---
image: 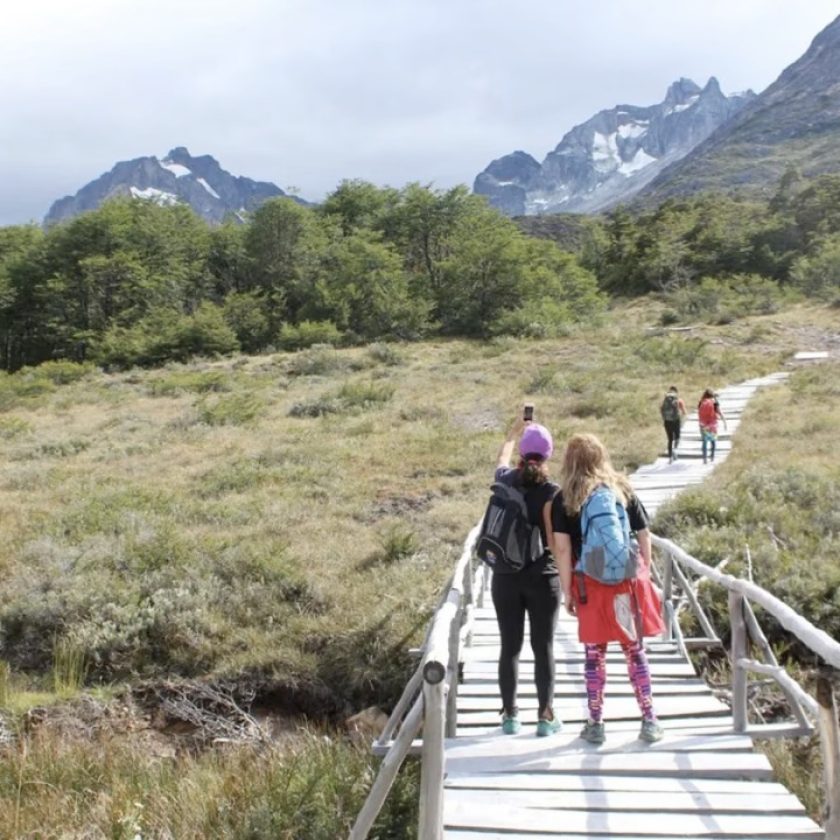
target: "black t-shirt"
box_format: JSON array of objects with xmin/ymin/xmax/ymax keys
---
[
  {"xmin": 494, "ymin": 467, "xmax": 558, "ymax": 570},
  {"xmin": 551, "ymin": 489, "xmax": 650, "ymax": 561}
]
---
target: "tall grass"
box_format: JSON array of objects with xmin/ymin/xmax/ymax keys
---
[
  {"xmin": 0, "ymin": 728, "xmax": 418, "ymax": 838},
  {"xmin": 0, "ymin": 301, "xmax": 834, "ymax": 834}
]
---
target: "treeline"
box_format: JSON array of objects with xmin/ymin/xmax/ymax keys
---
[
  {"xmin": 0, "ymin": 183, "xmax": 602, "ymax": 371},
  {"xmin": 3, "ymin": 170, "xmax": 839, "ymax": 372},
  {"xmin": 540, "ymin": 169, "xmax": 840, "ymax": 322}
]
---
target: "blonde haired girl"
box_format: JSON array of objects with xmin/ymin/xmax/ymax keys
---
[{"xmin": 552, "ymin": 433, "xmax": 664, "ymax": 744}]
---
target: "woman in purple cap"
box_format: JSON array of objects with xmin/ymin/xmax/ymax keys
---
[{"xmin": 490, "ymin": 413, "xmax": 562, "ymax": 737}]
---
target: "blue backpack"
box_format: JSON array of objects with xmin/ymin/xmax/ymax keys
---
[{"xmin": 577, "ymin": 485, "xmax": 639, "ymax": 584}]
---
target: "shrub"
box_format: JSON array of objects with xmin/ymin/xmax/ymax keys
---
[
  {"xmin": 94, "ymin": 305, "xmax": 239, "ymax": 369},
  {"xmin": 148, "ymin": 370, "xmax": 233, "ymax": 396},
  {"xmin": 493, "ymin": 297, "xmax": 576, "ymax": 338},
  {"xmin": 286, "ymin": 344, "xmax": 346, "ymax": 377},
  {"xmin": 278, "ymin": 320, "xmax": 342, "ymax": 351},
  {"xmin": 376, "ymin": 525, "xmax": 420, "ymax": 565},
  {"xmin": 0, "ymin": 417, "xmax": 31, "ymax": 439},
  {"xmin": 196, "ymin": 393, "xmax": 264, "ymax": 426},
  {"xmin": 367, "ymin": 342, "xmax": 404, "ymax": 367},
  {"xmin": 633, "ymin": 334, "xmax": 709, "ymax": 368},
  {"xmin": 336, "ymin": 380, "xmax": 394, "ymax": 410},
  {"xmin": 665, "ymin": 274, "xmax": 792, "ymax": 324},
  {"xmin": 222, "ymin": 290, "xmax": 272, "ymax": 352}
]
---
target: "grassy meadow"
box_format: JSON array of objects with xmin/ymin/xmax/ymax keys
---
[{"xmin": 0, "ymin": 300, "xmax": 837, "ymax": 836}]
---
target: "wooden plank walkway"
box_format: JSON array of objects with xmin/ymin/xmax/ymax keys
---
[{"xmin": 442, "ymin": 372, "xmax": 824, "ymax": 837}]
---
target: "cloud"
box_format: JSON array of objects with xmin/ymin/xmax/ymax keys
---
[{"xmin": 1, "ymin": 0, "xmax": 838, "ymax": 224}]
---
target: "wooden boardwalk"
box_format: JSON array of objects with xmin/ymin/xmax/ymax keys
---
[{"xmin": 441, "ymin": 372, "xmax": 824, "ymax": 838}]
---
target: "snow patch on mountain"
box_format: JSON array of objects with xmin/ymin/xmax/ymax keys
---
[
  {"xmin": 130, "ymin": 186, "xmax": 180, "ymax": 205},
  {"xmin": 197, "ymin": 177, "xmax": 220, "ymax": 199},
  {"xmin": 159, "ymin": 160, "xmax": 191, "ymax": 178}
]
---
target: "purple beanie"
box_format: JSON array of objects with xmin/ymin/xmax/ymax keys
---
[{"xmin": 519, "ymin": 423, "xmax": 553, "ymax": 460}]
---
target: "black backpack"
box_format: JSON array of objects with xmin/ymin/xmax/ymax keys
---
[
  {"xmin": 660, "ymin": 393, "xmax": 680, "ymax": 422},
  {"xmin": 475, "ymin": 481, "xmax": 543, "ymax": 572}
]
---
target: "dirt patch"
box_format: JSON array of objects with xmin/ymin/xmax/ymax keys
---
[
  {"xmin": 6, "ymin": 675, "xmax": 356, "ymax": 757},
  {"xmin": 358, "ymin": 490, "xmax": 438, "ymax": 522}
]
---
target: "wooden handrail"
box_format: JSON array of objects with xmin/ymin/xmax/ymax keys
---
[
  {"xmin": 350, "ymin": 523, "xmax": 481, "ymax": 840},
  {"xmin": 653, "ymin": 532, "xmax": 840, "ymax": 832},
  {"xmin": 652, "ymin": 534, "xmax": 840, "ymax": 669}
]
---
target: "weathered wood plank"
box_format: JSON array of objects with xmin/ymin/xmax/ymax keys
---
[
  {"xmin": 457, "ymin": 679, "xmax": 711, "ymax": 696},
  {"xmin": 443, "ymin": 730, "xmax": 754, "ymax": 759},
  {"xmin": 443, "ymin": 802, "xmax": 821, "ymax": 836},
  {"xmin": 444, "ymin": 774, "xmax": 791, "ymax": 796},
  {"xmin": 444, "ymin": 748, "xmax": 772, "ymax": 779},
  {"xmin": 454, "ymin": 690, "xmax": 721, "ymax": 711},
  {"xmin": 455, "ymin": 716, "xmax": 741, "ymax": 738},
  {"xmin": 444, "ymin": 787, "xmax": 810, "ymax": 815},
  {"xmin": 456, "ymin": 693, "xmax": 730, "ymax": 724}
]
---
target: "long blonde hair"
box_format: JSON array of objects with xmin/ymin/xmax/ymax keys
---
[{"xmin": 561, "ymin": 433, "xmax": 633, "ymax": 515}]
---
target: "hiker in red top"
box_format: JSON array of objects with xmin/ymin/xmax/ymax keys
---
[{"xmin": 698, "ymin": 388, "xmax": 727, "ymax": 464}]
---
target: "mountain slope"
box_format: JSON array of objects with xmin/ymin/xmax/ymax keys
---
[
  {"xmin": 45, "ymin": 147, "xmax": 305, "ymax": 226},
  {"xmin": 638, "ymin": 14, "xmax": 840, "ymax": 203},
  {"xmin": 474, "ymin": 78, "xmax": 753, "ymax": 216}
]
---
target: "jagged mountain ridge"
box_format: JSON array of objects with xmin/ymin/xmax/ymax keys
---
[
  {"xmin": 637, "ymin": 14, "xmax": 840, "ymax": 204},
  {"xmin": 474, "ymin": 78, "xmax": 754, "ymax": 216},
  {"xmin": 45, "ymin": 147, "xmax": 305, "ymax": 226}
]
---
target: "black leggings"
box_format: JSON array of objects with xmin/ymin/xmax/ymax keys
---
[
  {"xmin": 491, "ymin": 562, "xmax": 561, "ymax": 715},
  {"xmin": 664, "ymin": 420, "xmax": 681, "ymax": 458}
]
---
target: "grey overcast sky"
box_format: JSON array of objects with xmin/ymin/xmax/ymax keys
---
[{"xmin": 2, "ymin": 0, "xmax": 839, "ymax": 225}]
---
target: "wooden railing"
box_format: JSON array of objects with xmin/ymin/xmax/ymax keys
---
[
  {"xmin": 653, "ymin": 533, "xmax": 840, "ymax": 837},
  {"xmin": 350, "ymin": 529, "xmax": 840, "ymax": 839},
  {"xmin": 348, "ymin": 524, "xmax": 481, "ymax": 840}
]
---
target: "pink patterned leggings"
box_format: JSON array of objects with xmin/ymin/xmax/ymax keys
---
[{"xmin": 584, "ymin": 640, "xmax": 656, "ymax": 723}]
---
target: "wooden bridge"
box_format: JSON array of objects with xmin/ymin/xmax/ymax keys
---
[{"xmin": 351, "ymin": 369, "xmax": 839, "ymax": 839}]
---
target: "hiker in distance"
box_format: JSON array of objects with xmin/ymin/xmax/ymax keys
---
[
  {"xmin": 552, "ymin": 433, "xmax": 665, "ymax": 744},
  {"xmin": 698, "ymin": 388, "xmax": 727, "ymax": 464},
  {"xmin": 475, "ymin": 411, "xmax": 563, "ymax": 737},
  {"xmin": 660, "ymin": 385, "xmax": 687, "ymax": 463}
]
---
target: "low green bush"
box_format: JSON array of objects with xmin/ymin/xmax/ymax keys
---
[
  {"xmin": 286, "ymin": 344, "xmax": 346, "ymax": 377},
  {"xmin": 278, "ymin": 320, "xmax": 343, "ymax": 351},
  {"xmin": 148, "ymin": 370, "xmax": 233, "ymax": 396},
  {"xmin": 196, "ymin": 392, "xmax": 264, "ymax": 426}
]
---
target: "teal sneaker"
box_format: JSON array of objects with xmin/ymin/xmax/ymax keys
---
[
  {"xmin": 501, "ymin": 713, "xmax": 521, "ymax": 735},
  {"xmin": 580, "ymin": 719, "xmax": 605, "ymax": 744},
  {"xmin": 536, "ymin": 715, "xmax": 563, "ymax": 737},
  {"xmin": 640, "ymin": 718, "xmax": 664, "ymax": 743}
]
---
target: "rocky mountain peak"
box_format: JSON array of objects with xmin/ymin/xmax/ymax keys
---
[
  {"xmin": 474, "ymin": 77, "xmax": 754, "ymax": 216},
  {"xmin": 45, "ymin": 148, "xmax": 305, "ymax": 226},
  {"xmin": 637, "ymin": 13, "xmax": 840, "ymax": 205},
  {"xmin": 664, "ymin": 77, "xmax": 702, "ymax": 106}
]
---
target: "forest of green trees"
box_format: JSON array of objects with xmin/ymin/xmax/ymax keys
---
[{"xmin": 0, "ymin": 170, "xmax": 838, "ymax": 372}]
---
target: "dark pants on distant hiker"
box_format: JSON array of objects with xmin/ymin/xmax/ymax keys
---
[
  {"xmin": 664, "ymin": 420, "xmax": 681, "ymax": 459},
  {"xmin": 491, "ymin": 560, "xmax": 561, "ymax": 716}
]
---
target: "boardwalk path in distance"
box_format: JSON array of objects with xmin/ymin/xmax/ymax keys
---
[{"xmin": 442, "ymin": 371, "xmax": 824, "ymax": 838}]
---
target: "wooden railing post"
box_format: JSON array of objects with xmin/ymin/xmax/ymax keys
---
[
  {"xmin": 418, "ymin": 673, "xmax": 446, "ymax": 839},
  {"xmin": 729, "ymin": 590, "xmax": 748, "ymax": 732},
  {"xmin": 445, "ymin": 599, "xmax": 461, "ymax": 739},
  {"xmin": 661, "ymin": 551, "xmax": 673, "ymax": 641},
  {"xmin": 817, "ymin": 671, "xmax": 840, "ymax": 839},
  {"xmin": 349, "ymin": 695, "xmax": 424, "ymax": 840}
]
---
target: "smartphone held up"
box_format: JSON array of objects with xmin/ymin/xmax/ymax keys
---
[{"xmin": 523, "ymin": 403, "xmax": 534, "ymax": 422}]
